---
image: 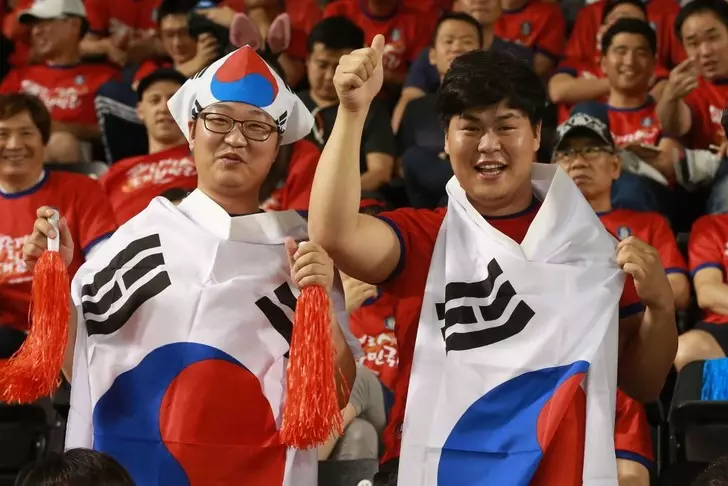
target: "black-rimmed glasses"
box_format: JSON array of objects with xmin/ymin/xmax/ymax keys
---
[
  {"xmin": 199, "ymin": 113, "xmax": 279, "ymax": 142},
  {"xmin": 552, "ymin": 146, "xmax": 615, "ymax": 164}
]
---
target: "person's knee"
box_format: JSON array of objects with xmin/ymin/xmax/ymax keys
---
[
  {"xmin": 331, "ymin": 418, "xmax": 378, "ymax": 461},
  {"xmin": 675, "ymin": 331, "xmax": 724, "ymax": 371},
  {"xmin": 45, "ymin": 131, "xmax": 81, "ymax": 163}
]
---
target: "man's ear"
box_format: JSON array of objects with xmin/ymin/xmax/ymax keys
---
[
  {"xmin": 533, "ymin": 121, "xmax": 542, "ymax": 154},
  {"xmin": 188, "ymin": 120, "xmax": 196, "ymax": 149},
  {"xmin": 428, "ymin": 47, "xmax": 437, "ymax": 66}
]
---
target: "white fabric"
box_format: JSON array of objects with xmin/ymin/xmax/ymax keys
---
[
  {"xmin": 398, "ymin": 164, "xmax": 624, "ymax": 485},
  {"xmin": 19, "ymin": 0, "xmax": 86, "ymax": 21},
  {"xmin": 66, "ymin": 189, "xmax": 357, "ymax": 486},
  {"xmin": 168, "ymin": 46, "xmax": 313, "ymax": 145}
]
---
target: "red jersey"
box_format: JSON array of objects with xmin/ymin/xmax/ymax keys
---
[
  {"xmin": 0, "ymin": 171, "xmax": 117, "ymax": 331},
  {"xmin": 323, "ymin": 0, "xmax": 434, "ymax": 75},
  {"xmin": 261, "ymin": 139, "xmax": 321, "ymax": 212},
  {"xmin": 132, "ymin": 59, "xmax": 173, "ymax": 85},
  {"xmin": 565, "ymin": 0, "xmax": 684, "ymax": 69},
  {"xmin": 495, "ymin": 0, "xmax": 566, "ymax": 61},
  {"xmin": 0, "ymin": 63, "xmax": 119, "ymax": 126},
  {"xmin": 688, "ymin": 214, "xmax": 728, "ymax": 325},
  {"xmin": 599, "ymin": 208, "xmax": 687, "ymax": 275},
  {"xmin": 99, "ymin": 145, "xmax": 197, "ymax": 225},
  {"xmin": 349, "ymin": 290, "xmax": 399, "ymax": 391},
  {"xmin": 284, "ymin": 0, "xmax": 322, "ymax": 35},
  {"xmin": 683, "ymin": 78, "xmax": 728, "ymax": 150},
  {"xmin": 376, "ymin": 202, "xmax": 644, "ymax": 477},
  {"xmin": 85, "ymin": 0, "xmax": 159, "ymax": 43},
  {"xmin": 614, "ymin": 389, "xmax": 654, "ymax": 467},
  {"xmin": 606, "ymin": 97, "xmax": 664, "ymax": 147},
  {"xmin": 2, "ymin": 0, "xmax": 32, "ymax": 68}
]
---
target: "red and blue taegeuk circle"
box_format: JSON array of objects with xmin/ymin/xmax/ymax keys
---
[{"xmin": 209, "ymin": 47, "xmax": 279, "ymax": 108}]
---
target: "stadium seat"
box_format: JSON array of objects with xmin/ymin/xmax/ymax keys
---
[
  {"xmin": 44, "ymin": 161, "xmax": 109, "ymax": 180},
  {"xmin": 318, "ymin": 459, "xmax": 378, "ymax": 486},
  {"xmin": 670, "ymin": 360, "xmax": 728, "ymax": 464}
]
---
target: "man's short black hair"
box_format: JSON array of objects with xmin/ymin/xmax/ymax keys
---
[
  {"xmin": 15, "ymin": 448, "xmax": 134, "ymax": 486},
  {"xmin": 136, "ymin": 68, "xmax": 187, "ymax": 101},
  {"xmin": 675, "ymin": 0, "xmax": 728, "ymax": 42},
  {"xmin": 306, "ymin": 16, "xmax": 365, "ymax": 54},
  {"xmin": 437, "ymin": 49, "xmax": 546, "ymax": 128},
  {"xmin": 156, "ymin": 0, "xmax": 196, "ymax": 24},
  {"xmin": 601, "ymin": 18, "xmax": 657, "ymax": 56},
  {"xmin": 692, "ymin": 456, "xmax": 728, "ymax": 485},
  {"xmin": 431, "ymin": 11, "xmax": 484, "ymax": 47},
  {"xmin": 601, "ymin": 0, "xmax": 647, "ymax": 24}
]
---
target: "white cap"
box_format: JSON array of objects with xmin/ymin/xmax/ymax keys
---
[
  {"xmin": 167, "ymin": 45, "xmax": 313, "ymax": 146},
  {"xmin": 19, "ymin": 0, "xmax": 86, "ymax": 23}
]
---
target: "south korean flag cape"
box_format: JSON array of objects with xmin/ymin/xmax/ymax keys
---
[
  {"xmin": 65, "ymin": 190, "xmax": 359, "ymax": 486},
  {"xmin": 399, "ymin": 163, "xmax": 624, "ymax": 486}
]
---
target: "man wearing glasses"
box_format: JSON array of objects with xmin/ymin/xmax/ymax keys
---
[
  {"xmin": 552, "ymin": 110, "xmax": 688, "ymax": 486},
  {"xmin": 553, "ymin": 110, "xmax": 690, "ymax": 312}
]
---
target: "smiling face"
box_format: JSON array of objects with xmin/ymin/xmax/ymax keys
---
[
  {"xmin": 429, "ymin": 18, "xmax": 481, "ymax": 78},
  {"xmin": 137, "ymin": 80, "xmax": 186, "ymax": 146},
  {"xmin": 601, "ymin": 31, "xmax": 655, "ymax": 94},
  {"xmin": 29, "ymin": 17, "xmax": 81, "ymax": 61},
  {"xmin": 444, "ymin": 103, "xmax": 540, "ymax": 215},
  {"xmin": 188, "ymin": 101, "xmax": 280, "ymax": 201},
  {"xmin": 0, "ymin": 110, "xmax": 45, "ymax": 188}
]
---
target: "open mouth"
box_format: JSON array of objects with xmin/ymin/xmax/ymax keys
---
[
  {"xmin": 474, "ymin": 162, "xmax": 507, "ymax": 178},
  {"xmin": 1, "ymin": 154, "xmax": 26, "ymax": 163}
]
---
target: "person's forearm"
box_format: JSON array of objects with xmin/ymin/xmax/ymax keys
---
[
  {"xmin": 54, "ymin": 121, "xmax": 100, "ymax": 141},
  {"xmin": 360, "ymin": 169, "xmax": 389, "ymax": 191},
  {"xmin": 62, "ymin": 299, "xmax": 77, "ymax": 381},
  {"xmin": 656, "ymin": 95, "xmax": 688, "ymax": 137},
  {"xmin": 80, "ymin": 36, "xmax": 109, "ymax": 58},
  {"xmin": 697, "ymin": 281, "xmax": 728, "ymax": 316},
  {"xmin": 620, "ymin": 304, "xmax": 677, "ymax": 402},
  {"xmin": 330, "ymin": 303, "xmax": 356, "ymax": 409},
  {"xmin": 308, "ymin": 108, "xmax": 368, "ymax": 250},
  {"xmin": 548, "ymin": 75, "xmax": 610, "ymax": 104}
]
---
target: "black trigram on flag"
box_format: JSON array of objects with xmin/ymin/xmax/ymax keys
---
[
  {"xmin": 435, "ymin": 258, "xmax": 535, "ymax": 353},
  {"xmin": 81, "ymin": 234, "xmax": 171, "ymax": 337},
  {"xmin": 255, "ymin": 283, "xmax": 297, "ymax": 358}
]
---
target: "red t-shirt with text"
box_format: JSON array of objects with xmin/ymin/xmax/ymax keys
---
[
  {"xmin": 375, "ymin": 203, "xmax": 644, "ymax": 483},
  {"xmin": 0, "ymin": 63, "xmax": 119, "ymax": 126},
  {"xmin": 683, "ymin": 78, "xmax": 728, "ymax": 150},
  {"xmin": 0, "ymin": 171, "xmax": 117, "ymax": 331},
  {"xmin": 99, "ymin": 145, "xmax": 197, "ymax": 225},
  {"xmin": 606, "ymin": 98, "xmax": 664, "ymax": 147},
  {"xmin": 688, "ymin": 214, "xmax": 728, "ymax": 325}
]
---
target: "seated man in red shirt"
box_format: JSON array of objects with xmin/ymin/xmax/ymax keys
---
[
  {"xmin": 656, "ymin": 0, "xmax": 728, "ymax": 213},
  {"xmin": 308, "ymin": 38, "xmax": 677, "ymax": 485},
  {"xmin": 99, "ymin": 69, "xmax": 196, "ymax": 225},
  {"xmin": 0, "ymin": 93, "xmax": 116, "ymax": 357},
  {"xmin": 0, "ymin": 0, "xmax": 119, "ymax": 163},
  {"xmin": 674, "ymin": 213, "xmax": 728, "ymax": 370}
]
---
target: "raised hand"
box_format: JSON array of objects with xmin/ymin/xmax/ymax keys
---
[{"xmin": 333, "ymin": 34, "xmax": 385, "ymax": 114}]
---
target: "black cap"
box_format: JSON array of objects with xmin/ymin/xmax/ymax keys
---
[{"xmin": 136, "ymin": 68, "xmax": 187, "ymax": 101}]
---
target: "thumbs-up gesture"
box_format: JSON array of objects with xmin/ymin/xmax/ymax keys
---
[{"xmin": 334, "ymin": 34, "xmax": 385, "ymax": 113}]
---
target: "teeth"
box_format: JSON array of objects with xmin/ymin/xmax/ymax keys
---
[{"xmin": 476, "ymin": 164, "xmax": 504, "ymax": 170}]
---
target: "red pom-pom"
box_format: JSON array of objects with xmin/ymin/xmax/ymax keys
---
[
  {"xmin": 280, "ymin": 285, "xmax": 343, "ymax": 449},
  {"xmin": 0, "ymin": 250, "xmax": 69, "ymax": 403}
]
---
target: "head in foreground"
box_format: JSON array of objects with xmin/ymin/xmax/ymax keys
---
[{"xmin": 15, "ymin": 448, "xmax": 134, "ymax": 486}]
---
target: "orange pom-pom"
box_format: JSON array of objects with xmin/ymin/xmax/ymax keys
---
[
  {"xmin": 0, "ymin": 250, "xmax": 69, "ymax": 403},
  {"xmin": 280, "ymin": 285, "xmax": 343, "ymax": 449}
]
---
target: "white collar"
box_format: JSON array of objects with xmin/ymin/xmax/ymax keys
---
[{"xmin": 175, "ymin": 189, "xmax": 308, "ymax": 244}]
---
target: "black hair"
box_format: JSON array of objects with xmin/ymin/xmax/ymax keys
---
[
  {"xmin": 306, "ymin": 16, "xmax": 365, "ymax": 54},
  {"xmin": 15, "ymin": 448, "xmax": 134, "ymax": 486},
  {"xmin": 136, "ymin": 68, "xmax": 187, "ymax": 101},
  {"xmin": 601, "ymin": 0, "xmax": 647, "ymax": 24},
  {"xmin": 156, "ymin": 0, "xmax": 196, "ymax": 24},
  {"xmin": 437, "ymin": 49, "xmax": 546, "ymax": 129},
  {"xmin": 431, "ymin": 11, "xmax": 484, "ymax": 47},
  {"xmin": 601, "ymin": 17, "xmax": 657, "ymax": 56},
  {"xmin": 692, "ymin": 456, "xmax": 728, "ymax": 486},
  {"xmin": 675, "ymin": 0, "xmax": 728, "ymax": 42},
  {"xmin": 722, "ymin": 108, "xmax": 728, "ymax": 139}
]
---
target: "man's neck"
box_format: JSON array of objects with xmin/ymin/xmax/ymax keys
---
[
  {"xmin": 482, "ymin": 25, "xmax": 495, "ymax": 49},
  {"xmin": 606, "ymin": 89, "xmax": 649, "ymax": 109},
  {"xmin": 365, "ymin": 0, "xmax": 397, "ymax": 17},
  {"xmin": 501, "ymin": 0, "xmax": 527, "ymax": 11},
  {"xmin": 308, "ymin": 91, "xmax": 338, "ymax": 109},
  {"xmin": 588, "ymin": 195, "xmax": 612, "ymax": 214},
  {"xmin": 0, "ymin": 170, "xmax": 44, "ymax": 194},
  {"xmin": 201, "ymin": 186, "xmax": 261, "ymax": 215},
  {"xmin": 45, "ymin": 49, "xmax": 81, "ymax": 67},
  {"xmin": 148, "ymin": 139, "xmax": 184, "ymax": 155},
  {"xmin": 473, "ymin": 185, "xmax": 534, "ymax": 218}
]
